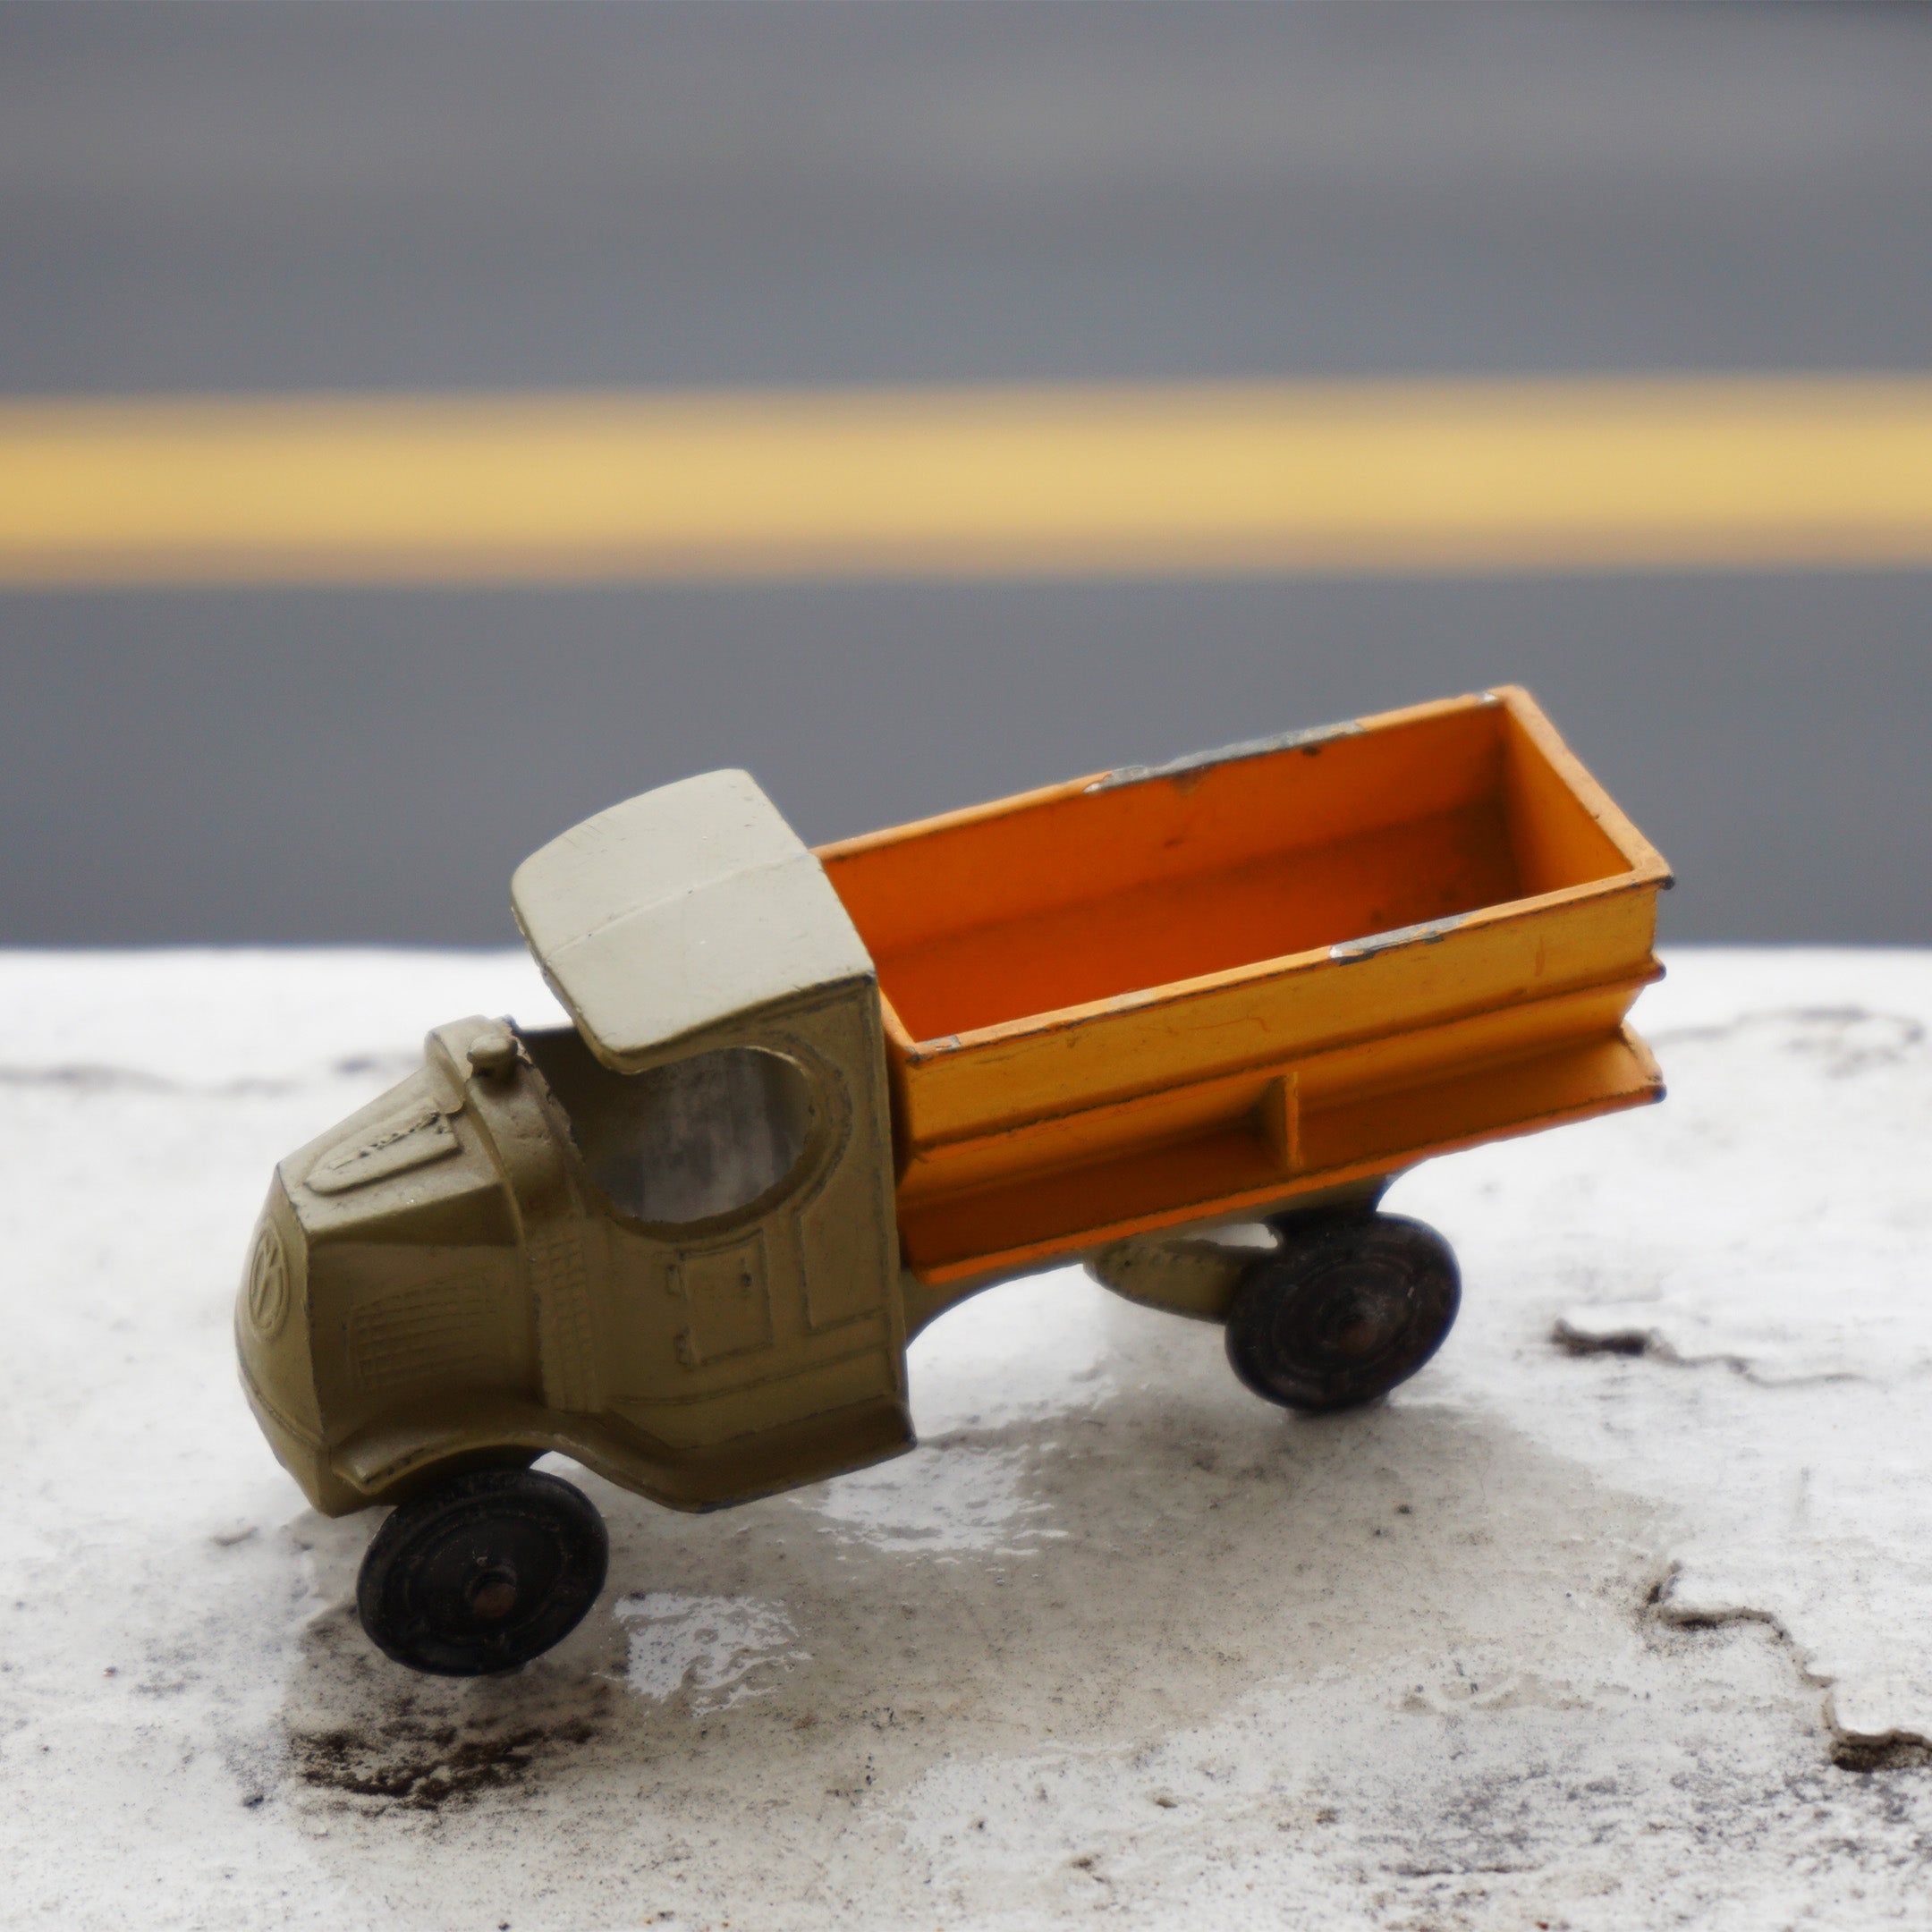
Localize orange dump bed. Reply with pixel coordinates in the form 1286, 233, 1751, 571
818, 687, 1668, 1284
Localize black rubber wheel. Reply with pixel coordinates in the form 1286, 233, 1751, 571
1225, 1212, 1461, 1413
356, 1468, 609, 1676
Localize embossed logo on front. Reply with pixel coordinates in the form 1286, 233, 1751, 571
245, 1224, 289, 1338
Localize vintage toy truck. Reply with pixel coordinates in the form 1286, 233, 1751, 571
237, 686, 1669, 1674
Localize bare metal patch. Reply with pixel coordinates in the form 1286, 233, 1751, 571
1085, 718, 1364, 792
1328, 914, 1467, 962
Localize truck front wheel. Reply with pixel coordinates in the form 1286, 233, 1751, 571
356, 1467, 609, 1676
1225, 1212, 1460, 1413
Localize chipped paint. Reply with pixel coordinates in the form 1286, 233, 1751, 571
1084, 717, 1363, 792
1329, 912, 1469, 963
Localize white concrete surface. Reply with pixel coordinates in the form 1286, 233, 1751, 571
4, 946, 1931, 1930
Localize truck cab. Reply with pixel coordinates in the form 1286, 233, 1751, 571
237, 771, 915, 1674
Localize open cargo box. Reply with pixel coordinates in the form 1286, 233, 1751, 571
818, 686, 1669, 1284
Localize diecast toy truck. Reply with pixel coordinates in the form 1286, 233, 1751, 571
237, 687, 1669, 1675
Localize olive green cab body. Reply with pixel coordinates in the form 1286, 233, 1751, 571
237, 769, 915, 1520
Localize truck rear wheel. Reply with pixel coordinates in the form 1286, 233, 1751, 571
356, 1468, 609, 1676
1225, 1212, 1460, 1413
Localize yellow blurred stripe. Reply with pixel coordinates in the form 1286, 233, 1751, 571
3, 377, 1932, 584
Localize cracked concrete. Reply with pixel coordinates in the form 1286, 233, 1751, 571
3, 946, 1931, 1928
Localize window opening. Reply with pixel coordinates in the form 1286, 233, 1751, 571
522, 1030, 814, 1224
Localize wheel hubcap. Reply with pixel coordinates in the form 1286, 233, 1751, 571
1312, 1274, 1409, 1363
465, 1564, 521, 1621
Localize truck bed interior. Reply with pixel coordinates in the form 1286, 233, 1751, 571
818, 691, 1640, 1049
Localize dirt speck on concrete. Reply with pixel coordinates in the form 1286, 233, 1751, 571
292, 1703, 603, 1809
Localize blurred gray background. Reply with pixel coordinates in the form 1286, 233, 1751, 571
3, 0, 1928, 946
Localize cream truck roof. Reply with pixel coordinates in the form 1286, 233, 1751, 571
510, 768, 876, 1072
